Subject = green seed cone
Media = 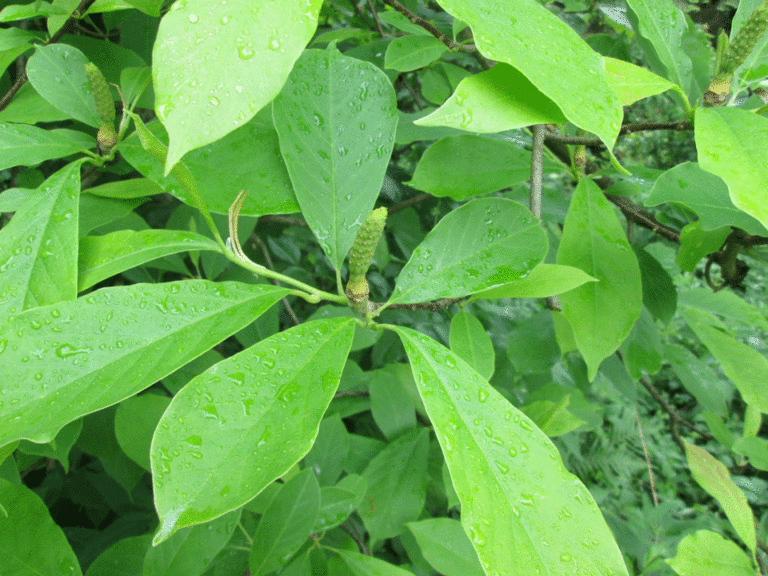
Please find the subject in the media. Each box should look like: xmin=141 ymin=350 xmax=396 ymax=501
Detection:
xmin=720 ymin=2 xmax=768 ymax=75
xmin=85 ymin=62 xmax=116 ymax=126
xmin=348 ymin=207 xmax=387 ymax=280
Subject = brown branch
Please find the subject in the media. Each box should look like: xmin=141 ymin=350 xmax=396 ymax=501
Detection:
xmin=605 ymin=194 xmax=681 ymax=244
xmin=544 ymin=120 xmax=693 ymax=146
xmin=388 ymin=193 xmax=432 ymax=215
xmin=372 ymin=297 xmax=463 ymax=312
xmin=257 ymin=214 xmax=309 ymax=227
xmin=530 ymin=125 xmax=545 ymax=219
xmin=368 ymin=0 xmax=386 ymax=37
xmin=635 ymin=405 xmax=659 ymax=506
xmin=380 ymin=0 xmax=458 ymax=50
xmin=340 ymin=518 xmax=370 ymax=555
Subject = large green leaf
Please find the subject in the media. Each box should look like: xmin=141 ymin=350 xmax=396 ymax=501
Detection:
xmin=272 ymin=45 xmax=397 ymax=270
xmin=470 ymin=263 xmax=597 ymax=300
xmin=0 ymin=281 xmax=289 ymax=446
xmin=666 ymin=530 xmax=756 ymax=576
xmin=25 ymin=44 xmax=102 ymax=127
xmin=249 ymin=469 xmax=321 ymax=575
xmin=153 ymin=0 xmax=322 ymax=171
xmin=333 ymin=549 xmax=415 ymax=576
xmin=684 ymin=441 xmax=756 ymax=552
xmin=78 ymin=229 xmax=222 ymax=291
xmin=556 ymin=177 xmax=642 ymax=380
xmin=0 ymin=479 xmax=82 ymax=576
xmin=679 ymin=288 xmax=768 ymax=331
xmin=431 ymin=0 xmax=621 ymax=147
xmin=646 ymin=162 xmax=768 ymax=236
xmin=393 ymin=327 xmax=628 ymax=575
xmin=406 ymin=518 xmax=484 ymax=576
xmin=0 ymin=123 xmax=94 ymax=170
xmin=449 ymin=311 xmax=495 ymax=381
xmin=415 ymin=64 xmax=568 ymax=132
xmin=360 ymin=428 xmax=429 ymax=545
xmin=625 ymin=0 xmax=693 ymax=95
xmin=603 ymin=56 xmax=675 ymax=105
xmin=408 ymin=134 xmax=549 ymax=200
xmin=151 ymin=318 xmax=354 ymax=543
xmin=695 ymin=107 xmax=768 ymax=231
xmin=143 ymin=510 xmax=241 ymax=576
xmin=387 ymin=198 xmax=547 ymax=305
xmin=683 ymin=308 xmax=768 ymax=414
xmin=0 ymin=161 xmax=83 ymax=317
xmin=119 ymin=115 xmax=298 ymax=216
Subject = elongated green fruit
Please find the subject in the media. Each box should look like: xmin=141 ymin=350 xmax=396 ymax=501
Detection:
xmin=720 ymin=1 xmax=768 ymax=76
xmin=348 ymin=207 xmax=387 ymax=281
xmin=85 ymin=62 xmax=117 ymax=152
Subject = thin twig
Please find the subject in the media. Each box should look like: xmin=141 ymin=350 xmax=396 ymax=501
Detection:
xmin=635 ymin=405 xmax=658 ymax=506
xmin=252 ymin=235 xmax=301 ymax=326
xmin=543 ymin=120 xmax=693 ymax=146
xmin=372 ymin=297 xmax=463 ymax=312
xmin=636 ymin=376 xmax=713 ymax=444
xmin=530 ymin=125 xmax=545 ymax=219
xmin=341 ymin=518 xmax=370 ymax=555
xmin=388 ymin=193 xmax=432 ymax=215
xmin=605 ymin=194 xmax=681 ymax=244
xmin=367 ymin=0 xmax=386 ymax=37
xmin=380 ymin=0 xmax=458 ymax=50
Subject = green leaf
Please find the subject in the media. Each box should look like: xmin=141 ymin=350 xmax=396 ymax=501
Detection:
xmin=393 ymin=326 xmax=628 ymax=575
xmin=0 ymin=479 xmax=83 ymax=576
xmin=520 ymin=396 xmax=586 ymax=437
xmin=603 ymin=56 xmax=675 ymax=105
xmin=17 ymin=419 xmax=82 ymax=473
xmin=415 ymin=63 xmax=568 ymax=132
xmin=303 ymin=414 xmax=350 ymax=486
xmin=0 ymin=161 xmax=83 ymax=317
xmin=0 ymin=1 xmax=68 ymax=21
xmin=470 ymin=263 xmax=597 ymax=300
xmin=679 ymin=287 xmax=768 ymax=331
xmin=26 ymin=44 xmax=101 ymax=127
xmin=733 ymin=436 xmax=768 ymax=472
xmin=143 ymin=510 xmax=241 ymax=576
xmin=369 ymin=369 xmax=417 ymax=439
xmin=314 ymin=479 xmax=366 ymax=532
xmin=676 ymin=221 xmax=730 ymax=272
xmin=151 ymin=318 xmax=354 ymax=543
xmin=84 ymin=178 xmax=164 ymax=200
xmin=78 ymin=229 xmax=222 ymax=291
xmin=431 ymin=0 xmax=621 ymax=147
xmin=405 ymin=518 xmax=484 ymax=576
xmin=250 ymin=469 xmax=321 ymax=575
xmin=388 ymin=198 xmax=548 ymax=305
xmin=449 ymin=311 xmax=495 ymax=380
xmin=646 ymin=162 xmax=768 ymax=236
xmin=556 ymin=177 xmax=642 ymax=380
xmin=272 ymin=45 xmax=397 ymax=270
xmin=684 ymin=441 xmax=756 ymax=552
xmin=664 ymin=343 xmax=730 ymax=417
xmin=384 ymin=34 xmax=448 ymax=71
xmin=507 ymin=310 xmax=560 ymax=374
xmin=86 ymin=534 xmax=152 ymax=576
xmin=333 ymin=548 xmax=416 ymax=576
xmin=360 ymin=428 xmax=429 ymax=544
xmin=619 ymin=307 xmax=663 ymax=379
xmin=0 ymin=82 xmax=73 ymax=125
xmin=634 ymin=247 xmax=677 ymax=325
xmin=114 ymin=392 xmax=170 ymax=471
xmin=666 ymin=530 xmax=756 ymax=576
xmin=695 ymin=107 xmax=768 ymax=231
xmin=625 ymin=0 xmax=693 ymax=94
xmin=153 ymin=0 xmax=322 ymax=171
xmin=683 ymin=308 xmax=768 ymax=414
xmin=0 ymin=123 xmax=94 ymax=170
xmin=408 ymin=134 xmax=546 ymax=200
xmin=119 ymin=115 xmax=298 ymax=216
xmin=0 ymin=280 xmax=289 ymax=446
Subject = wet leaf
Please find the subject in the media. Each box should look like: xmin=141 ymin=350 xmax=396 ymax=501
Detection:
xmin=273 ymin=45 xmax=397 ymax=270
xmin=151 ymin=318 xmax=354 ymax=543
xmin=393 ymin=326 xmax=628 ymax=575
xmin=0 ymin=281 xmax=289 ymax=446
xmin=603 ymin=56 xmax=675 ymax=105
xmin=405 ymin=518 xmax=484 ymax=576
xmin=470 ymin=263 xmax=597 ymax=300
xmin=449 ymin=311 xmax=494 ymax=380
xmin=388 ymin=198 xmax=547 ymax=304
xmin=153 ymin=0 xmax=322 ymax=171
xmin=0 ymin=123 xmax=94 ymax=170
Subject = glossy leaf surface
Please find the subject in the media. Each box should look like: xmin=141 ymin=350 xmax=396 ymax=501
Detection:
xmin=250 ymin=469 xmax=320 ymax=575
xmin=273 ymin=46 xmax=397 ymax=270
xmin=0 ymin=281 xmax=288 ymax=446
xmin=416 ymin=64 xmax=568 ymax=132
xmin=449 ymin=311 xmax=495 ymax=380
xmin=153 ymin=0 xmax=322 ymax=171
xmin=26 ymin=44 xmax=101 ymax=127
xmin=603 ymin=56 xmax=675 ymax=105
xmin=557 ymin=177 xmax=642 ymax=380
xmin=78 ymin=229 xmax=222 ymax=291
xmin=0 ymin=123 xmax=94 ymax=170
xmin=394 ymin=326 xmax=628 ymax=575
xmin=0 ymin=161 xmax=82 ymax=317
xmin=646 ymin=162 xmax=768 ymax=236
xmin=0 ymin=479 xmax=82 ymax=576
xmin=433 ymin=0 xmax=621 ymax=147
xmin=470 ymin=263 xmax=597 ymax=300
xmin=695 ymin=106 xmax=768 ymax=230
xmin=151 ymin=318 xmax=354 ymax=543
xmin=684 ymin=441 xmax=756 ymax=552
xmin=388 ymin=198 xmax=547 ymax=304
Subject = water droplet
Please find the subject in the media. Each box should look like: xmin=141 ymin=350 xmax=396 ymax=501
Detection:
xmin=188 ymin=13 xmax=199 ymax=23
xmin=210 ymin=96 xmax=220 ymax=106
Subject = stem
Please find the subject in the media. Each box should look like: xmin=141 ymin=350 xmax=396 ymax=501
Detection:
xmin=379 ymin=0 xmax=458 ymax=50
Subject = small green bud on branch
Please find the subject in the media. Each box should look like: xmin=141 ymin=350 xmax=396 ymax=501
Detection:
xmin=346 ymin=207 xmax=387 ymax=315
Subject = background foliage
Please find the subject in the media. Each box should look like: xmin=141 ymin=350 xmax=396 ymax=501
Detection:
xmin=0 ymin=0 xmax=767 ymax=575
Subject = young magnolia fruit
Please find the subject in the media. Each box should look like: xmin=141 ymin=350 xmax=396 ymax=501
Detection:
xmin=720 ymin=1 xmax=768 ymax=76
xmin=348 ymin=206 xmax=387 ymax=282
xmin=85 ymin=62 xmax=117 ymax=152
